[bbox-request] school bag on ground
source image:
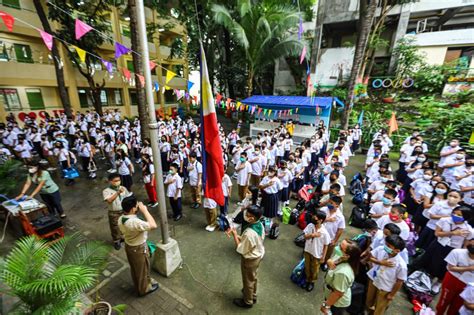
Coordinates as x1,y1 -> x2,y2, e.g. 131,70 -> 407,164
297,210 -> 308,230
294,232 -> 305,247
290,258 -> 306,288
289,209 -> 299,225
349,206 -> 369,228
349,173 -> 364,195
282,206 -> 292,224
404,271 -> 434,306
268,223 -> 280,240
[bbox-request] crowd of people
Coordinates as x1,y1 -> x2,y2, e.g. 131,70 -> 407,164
1,108 -> 473,314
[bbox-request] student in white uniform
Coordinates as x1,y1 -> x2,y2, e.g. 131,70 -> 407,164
164,163 -> 183,221
235,152 -> 252,203
221,168 -> 232,215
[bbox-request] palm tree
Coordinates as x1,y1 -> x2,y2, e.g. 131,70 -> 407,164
342,0 -> 378,129
0,234 -> 109,314
212,0 -> 305,96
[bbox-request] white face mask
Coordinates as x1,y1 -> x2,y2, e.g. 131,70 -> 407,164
423,175 -> 432,181
28,167 -> 38,174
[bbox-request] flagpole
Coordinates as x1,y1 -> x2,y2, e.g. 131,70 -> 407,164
135,0 -> 181,276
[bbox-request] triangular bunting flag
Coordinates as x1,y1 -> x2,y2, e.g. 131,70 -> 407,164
263,109 -> 268,116
165,70 -> 176,85
257,108 -> 263,116
216,93 -> 222,104
187,81 -> 194,91
101,59 -> 113,74
115,42 -> 130,59
40,30 -> 53,51
136,74 -> 145,87
154,81 -> 159,92
149,60 -> 157,70
251,106 -> 256,114
122,68 -> 131,80
236,101 -> 241,110
0,11 -> 14,32
75,19 -> 93,40
73,45 -> 86,63
299,45 -> 307,64
268,110 -> 272,116
295,108 -> 299,114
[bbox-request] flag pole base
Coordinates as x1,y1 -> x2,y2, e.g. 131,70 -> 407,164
152,238 -> 182,277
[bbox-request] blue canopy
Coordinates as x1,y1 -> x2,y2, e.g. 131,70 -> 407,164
241,95 -> 344,109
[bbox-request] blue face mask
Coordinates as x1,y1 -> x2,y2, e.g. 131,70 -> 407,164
382,197 -> 392,206
452,214 -> 465,223
327,204 -> 334,210
383,245 -> 393,255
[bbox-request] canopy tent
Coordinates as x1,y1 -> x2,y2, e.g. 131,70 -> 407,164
241,95 -> 344,126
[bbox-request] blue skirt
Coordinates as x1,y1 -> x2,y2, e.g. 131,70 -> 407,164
280,187 -> 290,202
262,192 -> 279,218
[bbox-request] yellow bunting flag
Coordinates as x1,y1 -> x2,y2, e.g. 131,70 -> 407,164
73,46 -> 86,63
165,70 -> 177,85
236,101 -> 241,110
469,131 -> 474,144
268,109 -> 272,116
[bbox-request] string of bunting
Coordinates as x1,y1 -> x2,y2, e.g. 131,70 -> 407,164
214,93 -> 300,119
0,9 -> 195,101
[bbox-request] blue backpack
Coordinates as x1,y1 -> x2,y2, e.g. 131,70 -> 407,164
290,259 -> 306,288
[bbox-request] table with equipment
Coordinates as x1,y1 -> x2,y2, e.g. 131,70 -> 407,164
0,198 -> 64,240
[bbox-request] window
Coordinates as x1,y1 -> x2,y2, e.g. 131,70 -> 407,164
78,89 -> 91,108
164,89 -> 175,103
0,88 -> 21,110
129,90 -> 138,105
2,0 -> 21,9
121,25 -> 131,37
25,89 -> 45,110
113,89 -> 123,105
100,90 -> 108,106
127,60 -> 134,72
13,44 -> 33,63
0,42 -> 9,61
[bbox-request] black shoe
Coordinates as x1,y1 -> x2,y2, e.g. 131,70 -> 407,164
321,264 -> 328,272
113,242 -> 122,250
174,214 -> 183,221
233,298 -> 253,308
142,283 -> 159,296
306,283 -> 314,292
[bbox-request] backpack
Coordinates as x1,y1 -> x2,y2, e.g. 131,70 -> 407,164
294,232 -> 305,247
290,258 -> 306,288
404,271 -> 434,305
268,223 -> 280,240
350,173 -> 364,195
398,189 -> 406,203
349,206 -> 369,228
352,192 -> 364,205
262,217 -> 272,235
298,185 -> 314,202
282,206 -> 292,224
289,209 -> 299,225
297,210 -> 308,230
351,233 -> 371,252
217,215 -> 231,231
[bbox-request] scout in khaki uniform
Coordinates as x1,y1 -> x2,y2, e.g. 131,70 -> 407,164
119,195 -> 159,296
102,173 -> 131,250
227,205 -> 265,308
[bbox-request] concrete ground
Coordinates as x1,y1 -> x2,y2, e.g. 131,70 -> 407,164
0,117 -> 426,314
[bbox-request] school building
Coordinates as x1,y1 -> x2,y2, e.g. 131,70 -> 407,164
0,0 -> 189,121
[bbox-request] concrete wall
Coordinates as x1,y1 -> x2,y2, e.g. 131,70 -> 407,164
412,29 -> 474,47
315,47 -> 354,88
417,47 -> 447,65
1,86 -> 61,110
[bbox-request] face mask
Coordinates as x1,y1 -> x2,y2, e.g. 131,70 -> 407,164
169,170 -> 174,175
450,142 -> 457,148
330,177 -> 337,182
468,245 -> 474,255
334,245 -> 343,257
448,196 -> 458,205
240,157 -> 245,162
417,157 -> 426,162
423,175 -> 432,181
382,197 -> 392,206
451,214 -> 465,223
243,210 -> 252,223
456,154 -> 464,160
384,245 -> 394,255
28,167 -> 38,174
327,204 -> 335,210
254,151 -> 260,155
435,188 -> 447,195
381,177 -> 388,183
389,213 -> 400,221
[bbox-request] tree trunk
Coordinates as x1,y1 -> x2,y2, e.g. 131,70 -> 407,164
128,0 -> 150,140
88,77 -> 103,115
33,0 -> 72,118
342,0 -> 378,129
246,69 -> 254,97
223,29 -> 235,99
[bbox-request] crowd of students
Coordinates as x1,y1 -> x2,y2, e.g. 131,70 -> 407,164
0,108 -> 473,314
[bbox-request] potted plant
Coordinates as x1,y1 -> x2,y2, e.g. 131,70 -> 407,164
84,301 -> 127,315
0,233 -> 109,314
382,93 -> 396,103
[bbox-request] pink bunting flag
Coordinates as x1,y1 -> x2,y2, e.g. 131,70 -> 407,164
136,74 -> 145,86
122,68 -> 131,80
299,46 -> 306,64
0,11 -> 14,32
149,61 -> 157,71
40,30 -> 53,51
75,19 -> 93,40
251,106 -> 256,114
257,108 -> 263,116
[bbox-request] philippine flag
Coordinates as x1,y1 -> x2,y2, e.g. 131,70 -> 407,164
200,42 -> 225,206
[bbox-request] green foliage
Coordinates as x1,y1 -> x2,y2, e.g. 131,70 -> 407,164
0,234 -> 109,314
331,88 -> 348,102
360,111 -> 385,147
453,90 -> 474,104
392,37 -> 425,79
414,64 -> 457,94
0,159 -> 25,196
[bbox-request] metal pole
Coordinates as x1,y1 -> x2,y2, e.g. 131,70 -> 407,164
135,0 -> 170,244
